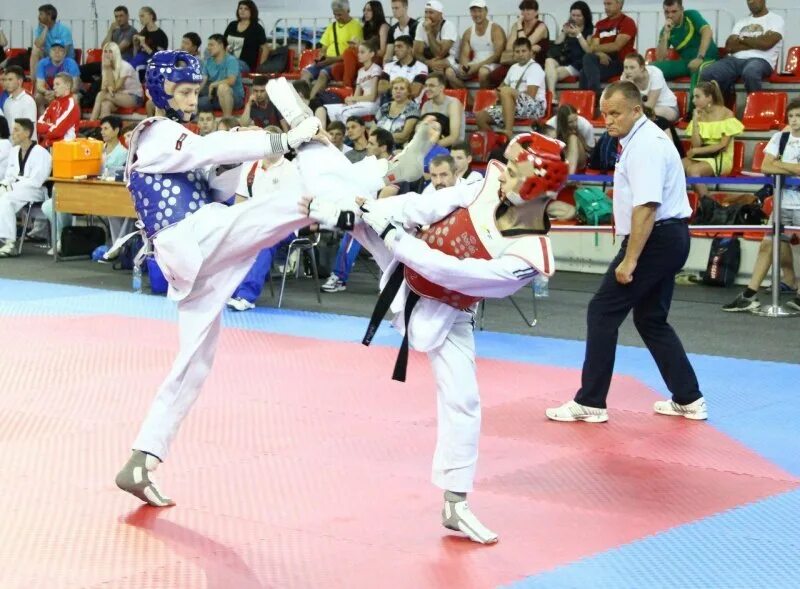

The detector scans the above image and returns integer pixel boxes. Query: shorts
[198,89,245,112]
[304,62,334,79]
[768,207,800,242]
[485,92,546,125]
[562,65,579,77]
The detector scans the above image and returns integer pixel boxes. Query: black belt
[362,263,418,383]
[654,217,689,227]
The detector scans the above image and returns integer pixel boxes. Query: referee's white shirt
[613,115,692,236]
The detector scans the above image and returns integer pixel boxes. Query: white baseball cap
[469,0,488,8]
[425,1,444,13]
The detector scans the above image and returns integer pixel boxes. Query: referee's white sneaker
[442,491,498,545]
[653,397,708,420]
[266,77,313,128]
[115,450,176,507]
[545,400,609,423]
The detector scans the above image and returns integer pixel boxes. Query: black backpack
[587,132,619,172]
[702,237,741,286]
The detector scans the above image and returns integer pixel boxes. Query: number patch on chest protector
[175,133,188,151]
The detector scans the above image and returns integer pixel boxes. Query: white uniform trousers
[0,186,45,241]
[132,192,311,460]
[427,313,481,493]
[323,101,379,124]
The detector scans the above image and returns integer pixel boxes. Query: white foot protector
[442,491,498,545]
[115,450,176,507]
[266,77,313,128]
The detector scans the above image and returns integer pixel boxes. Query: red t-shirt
[593,14,637,60]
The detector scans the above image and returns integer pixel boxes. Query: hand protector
[309,197,357,231]
[360,204,401,251]
[285,117,321,150]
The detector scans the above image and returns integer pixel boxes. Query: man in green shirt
[652,0,718,109]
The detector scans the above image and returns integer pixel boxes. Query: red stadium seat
[674,90,689,121]
[559,90,596,122]
[466,89,497,125]
[282,49,318,81]
[85,48,103,64]
[687,190,699,221]
[729,141,745,176]
[751,141,769,174]
[770,46,800,83]
[74,48,83,64]
[443,88,468,110]
[644,47,679,64]
[742,92,787,131]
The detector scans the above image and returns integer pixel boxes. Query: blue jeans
[231,234,294,303]
[699,55,773,95]
[333,233,361,283]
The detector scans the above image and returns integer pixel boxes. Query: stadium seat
[466,89,497,125]
[742,92,787,131]
[85,48,103,64]
[751,141,768,174]
[769,46,800,83]
[443,88,468,110]
[730,141,745,176]
[644,47,679,64]
[74,48,83,64]
[687,190,699,221]
[284,49,318,81]
[559,90,602,126]
[674,90,689,121]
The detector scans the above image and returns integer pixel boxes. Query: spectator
[547,103,594,173]
[420,112,450,171]
[421,72,465,146]
[36,72,80,147]
[545,1,593,104]
[227,126,298,311]
[421,153,458,194]
[413,0,459,75]
[321,127,395,294]
[652,0,717,107]
[327,121,351,153]
[0,119,52,257]
[239,76,283,129]
[621,52,680,123]
[379,35,428,99]
[30,4,75,86]
[376,77,420,147]
[35,42,80,112]
[224,0,269,73]
[723,98,800,313]
[197,108,217,136]
[475,38,546,140]
[2,67,39,141]
[362,1,390,61]
[490,0,550,88]
[682,80,744,198]
[385,0,418,63]
[316,39,382,128]
[699,0,783,97]
[102,6,136,62]
[0,119,10,179]
[90,42,143,119]
[216,116,241,132]
[0,29,7,66]
[199,34,245,117]
[130,7,169,73]
[450,141,484,184]
[447,0,506,89]
[344,115,369,163]
[180,33,202,57]
[580,0,637,100]
[301,1,364,100]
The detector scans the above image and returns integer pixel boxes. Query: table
[50,177,135,261]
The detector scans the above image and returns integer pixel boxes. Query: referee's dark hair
[602,80,643,108]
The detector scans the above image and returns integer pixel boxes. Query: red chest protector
[404,160,554,310]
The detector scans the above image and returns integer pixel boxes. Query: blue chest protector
[128,169,213,238]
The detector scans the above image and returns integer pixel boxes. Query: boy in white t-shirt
[699,1,784,95]
[475,38,546,139]
[723,97,800,313]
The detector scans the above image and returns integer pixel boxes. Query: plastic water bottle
[132,264,143,294]
[533,274,549,298]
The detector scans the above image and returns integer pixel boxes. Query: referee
[546,80,707,423]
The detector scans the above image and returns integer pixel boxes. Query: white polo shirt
[383,58,429,83]
[613,115,691,236]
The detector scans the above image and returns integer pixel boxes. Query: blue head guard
[145,51,204,121]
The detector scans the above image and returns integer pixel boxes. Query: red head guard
[503,132,569,205]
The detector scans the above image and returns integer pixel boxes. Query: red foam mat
[0,315,797,588]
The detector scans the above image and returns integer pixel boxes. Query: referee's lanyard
[613,116,647,243]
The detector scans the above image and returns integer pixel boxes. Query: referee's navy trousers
[574,221,702,409]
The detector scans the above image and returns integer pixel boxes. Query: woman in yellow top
[682,80,744,198]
